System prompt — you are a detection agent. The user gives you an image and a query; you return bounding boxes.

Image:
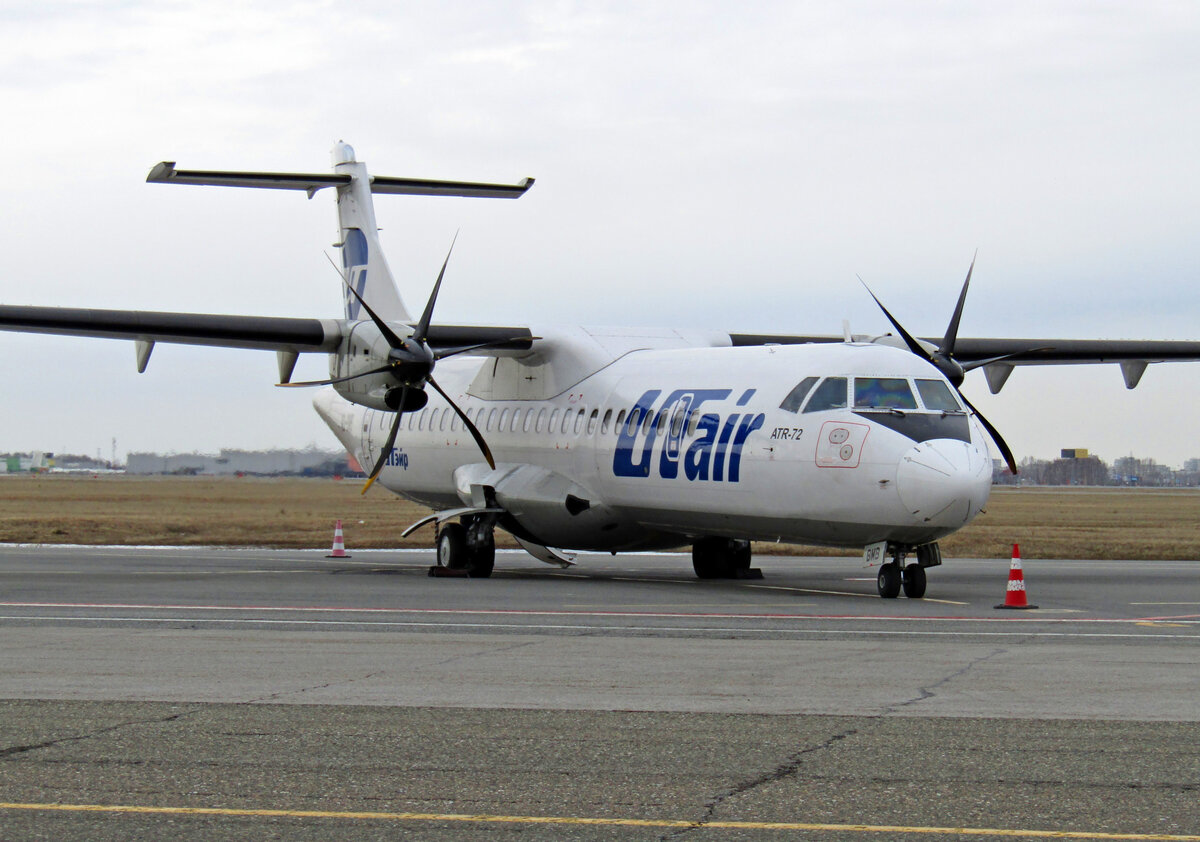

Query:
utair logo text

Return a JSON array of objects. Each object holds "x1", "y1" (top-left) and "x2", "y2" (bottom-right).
[
  {"x1": 383, "y1": 448, "x2": 409, "y2": 470},
  {"x1": 613, "y1": 388, "x2": 765, "y2": 482}
]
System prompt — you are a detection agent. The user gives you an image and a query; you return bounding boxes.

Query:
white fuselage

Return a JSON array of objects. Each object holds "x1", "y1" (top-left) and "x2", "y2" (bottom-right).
[{"x1": 315, "y1": 327, "x2": 993, "y2": 552}]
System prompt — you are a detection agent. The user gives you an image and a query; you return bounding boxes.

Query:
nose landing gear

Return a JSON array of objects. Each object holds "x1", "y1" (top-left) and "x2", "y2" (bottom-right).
[{"x1": 875, "y1": 542, "x2": 940, "y2": 599}]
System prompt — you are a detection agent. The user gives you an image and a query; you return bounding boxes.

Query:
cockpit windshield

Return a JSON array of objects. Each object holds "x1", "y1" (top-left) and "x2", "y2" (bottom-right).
[
  {"x1": 802, "y1": 377, "x2": 848, "y2": 413},
  {"x1": 915, "y1": 379, "x2": 962, "y2": 411},
  {"x1": 854, "y1": 377, "x2": 917, "y2": 410},
  {"x1": 779, "y1": 376, "x2": 819, "y2": 413}
]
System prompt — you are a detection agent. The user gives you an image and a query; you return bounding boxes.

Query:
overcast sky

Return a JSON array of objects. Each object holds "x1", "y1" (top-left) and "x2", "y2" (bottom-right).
[{"x1": 2, "y1": 1, "x2": 1198, "y2": 467}]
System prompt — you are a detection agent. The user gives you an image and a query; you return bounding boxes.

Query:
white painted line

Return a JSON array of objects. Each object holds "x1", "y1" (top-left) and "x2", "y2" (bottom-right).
[
  {"x1": 1, "y1": 614, "x2": 1197, "y2": 639},
  {"x1": 3, "y1": 602, "x2": 1199, "y2": 626}
]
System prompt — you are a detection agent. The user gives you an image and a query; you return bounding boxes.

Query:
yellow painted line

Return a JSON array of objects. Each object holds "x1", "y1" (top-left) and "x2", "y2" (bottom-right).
[
  {"x1": 1, "y1": 802, "x2": 1199, "y2": 839},
  {"x1": 1135, "y1": 621, "x2": 1189, "y2": 628}
]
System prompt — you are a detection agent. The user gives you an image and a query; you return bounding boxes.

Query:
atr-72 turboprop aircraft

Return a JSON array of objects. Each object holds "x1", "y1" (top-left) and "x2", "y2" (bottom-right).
[{"x1": 5, "y1": 142, "x2": 1200, "y2": 599}]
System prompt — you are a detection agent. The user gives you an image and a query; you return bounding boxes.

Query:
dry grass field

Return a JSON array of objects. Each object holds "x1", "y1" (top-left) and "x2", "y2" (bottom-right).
[{"x1": 1, "y1": 474, "x2": 1198, "y2": 560}]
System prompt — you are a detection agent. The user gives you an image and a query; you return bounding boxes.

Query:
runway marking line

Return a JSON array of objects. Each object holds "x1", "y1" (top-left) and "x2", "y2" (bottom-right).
[
  {"x1": 2, "y1": 615, "x2": 1198, "y2": 640},
  {"x1": 0, "y1": 802, "x2": 1197, "y2": 839},
  {"x1": 1, "y1": 602, "x2": 1198, "y2": 625}
]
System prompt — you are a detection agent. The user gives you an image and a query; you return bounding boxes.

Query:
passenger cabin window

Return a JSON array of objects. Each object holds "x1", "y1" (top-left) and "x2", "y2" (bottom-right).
[
  {"x1": 780, "y1": 376, "x2": 819, "y2": 414},
  {"x1": 854, "y1": 378, "x2": 917, "y2": 410},
  {"x1": 802, "y1": 377, "x2": 848, "y2": 413},
  {"x1": 916, "y1": 379, "x2": 961, "y2": 411}
]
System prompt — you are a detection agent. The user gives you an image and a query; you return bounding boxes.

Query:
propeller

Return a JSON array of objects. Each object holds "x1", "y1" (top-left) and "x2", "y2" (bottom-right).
[
  {"x1": 286, "y1": 235, "x2": 499, "y2": 492},
  {"x1": 859, "y1": 258, "x2": 1020, "y2": 475},
  {"x1": 355, "y1": 236, "x2": 495, "y2": 493}
]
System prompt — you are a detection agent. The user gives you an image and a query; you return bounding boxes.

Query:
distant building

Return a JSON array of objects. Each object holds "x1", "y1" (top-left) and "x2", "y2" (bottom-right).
[{"x1": 125, "y1": 448, "x2": 353, "y2": 476}]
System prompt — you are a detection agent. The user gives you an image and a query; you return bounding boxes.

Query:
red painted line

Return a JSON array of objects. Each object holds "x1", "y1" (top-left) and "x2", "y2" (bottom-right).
[{"x1": 0, "y1": 602, "x2": 1197, "y2": 625}]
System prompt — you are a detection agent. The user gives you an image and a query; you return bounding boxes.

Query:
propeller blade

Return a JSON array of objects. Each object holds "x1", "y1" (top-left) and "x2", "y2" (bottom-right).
[
  {"x1": 362, "y1": 386, "x2": 407, "y2": 494},
  {"x1": 276, "y1": 363, "x2": 394, "y2": 388},
  {"x1": 958, "y1": 391, "x2": 1018, "y2": 475},
  {"x1": 939, "y1": 251, "x2": 976, "y2": 357},
  {"x1": 326, "y1": 252, "x2": 407, "y2": 349},
  {"x1": 414, "y1": 231, "x2": 459, "y2": 344},
  {"x1": 343, "y1": 279, "x2": 407, "y2": 349},
  {"x1": 960, "y1": 347, "x2": 1055, "y2": 373},
  {"x1": 427, "y1": 374, "x2": 496, "y2": 469},
  {"x1": 434, "y1": 335, "x2": 540, "y2": 361},
  {"x1": 859, "y1": 278, "x2": 934, "y2": 362}
]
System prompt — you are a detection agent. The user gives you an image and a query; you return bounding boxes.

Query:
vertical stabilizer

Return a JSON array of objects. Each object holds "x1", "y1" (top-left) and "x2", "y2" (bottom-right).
[{"x1": 331, "y1": 142, "x2": 412, "y2": 323}]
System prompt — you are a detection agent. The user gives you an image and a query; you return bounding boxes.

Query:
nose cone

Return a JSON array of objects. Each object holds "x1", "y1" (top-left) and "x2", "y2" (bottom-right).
[{"x1": 896, "y1": 438, "x2": 991, "y2": 527}]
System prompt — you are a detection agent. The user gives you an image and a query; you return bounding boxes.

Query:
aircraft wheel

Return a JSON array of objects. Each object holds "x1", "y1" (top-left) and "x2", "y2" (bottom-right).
[
  {"x1": 467, "y1": 532, "x2": 495, "y2": 578},
  {"x1": 730, "y1": 540, "x2": 752, "y2": 572},
  {"x1": 438, "y1": 523, "x2": 469, "y2": 570},
  {"x1": 692, "y1": 539, "x2": 724, "y2": 579},
  {"x1": 902, "y1": 563, "x2": 927, "y2": 599},
  {"x1": 877, "y1": 562, "x2": 901, "y2": 599}
]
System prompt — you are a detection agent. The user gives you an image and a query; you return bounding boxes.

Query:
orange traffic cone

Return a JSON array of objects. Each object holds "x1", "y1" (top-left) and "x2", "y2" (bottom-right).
[
  {"x1": 995, "y1": 543, "x2": 1037, "y2": 609},
  {"x1": 326, "y1": 519, "x2": 351, "y2": 558}
]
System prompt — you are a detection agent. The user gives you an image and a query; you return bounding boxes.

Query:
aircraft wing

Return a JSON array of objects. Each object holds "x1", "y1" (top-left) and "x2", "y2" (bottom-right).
[
  {"x1": 0, "y1": 305, "x2": 342, "y2": 351},
  {"x1": 0, "y1": 304, "x2": 534, "y2": 354},
  {"x1": 729, "y1": 333, "x2": 1200, "y2": 391}
]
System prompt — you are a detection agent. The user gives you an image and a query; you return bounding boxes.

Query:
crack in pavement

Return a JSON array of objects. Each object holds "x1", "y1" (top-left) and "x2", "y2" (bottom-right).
[
  {"x1": 660, "y1": 726, "x2": 860, "y2": 840},
  {"x1": 883, "y1": 647, "x2": 1009, "y2": 714},
  {"x1": 663, "y1": 649, "x2": 1011, "y2": 839},
  {"x1": 422, "y1": 639, "x2": 541, "y2": 669},
  {"x1": 0, "y1": 708, "x2": 202, "y2": 759},
  {"x1": 242, "y1": 670, "x2": 385, "y2": 704}
]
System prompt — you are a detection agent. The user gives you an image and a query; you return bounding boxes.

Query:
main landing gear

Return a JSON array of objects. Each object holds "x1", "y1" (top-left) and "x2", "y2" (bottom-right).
[
  {"x1": 692, "y1": 537, "x2": 763, "y2": 580},
  {"x1": 433, "y1": 516, "x2": 496, "y2": 578},
  {"x1": 875, "y1": 542, "x2": 941, "y2": 599}
]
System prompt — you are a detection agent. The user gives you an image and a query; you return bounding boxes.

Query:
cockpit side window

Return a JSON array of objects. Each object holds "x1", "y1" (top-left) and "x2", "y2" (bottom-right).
[
  {"x1": 779, "y1": 376, "x2": 819, "y2": 414},
  {"x1": 854, "y1": 377, "x2": 917, "y2": 410},
  {"x1": 802, "y1": 377, "x2": 848, "y2": 413},
  {"x1": 916, "y1": 379, "x2": 962, "y2": 411}
]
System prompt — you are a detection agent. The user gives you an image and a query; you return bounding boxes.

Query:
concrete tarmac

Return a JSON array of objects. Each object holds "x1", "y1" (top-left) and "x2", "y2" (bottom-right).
[{"x1": 1, "y1": 546, "x2": 1199, "y2": 840}]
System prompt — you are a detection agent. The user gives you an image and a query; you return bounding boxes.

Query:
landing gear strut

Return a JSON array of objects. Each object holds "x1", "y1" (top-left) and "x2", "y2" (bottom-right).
[
  {"x1": 433, "y1": 516, "x2": 495, "y2": 578},
  {"x1": 692, "y1": 538, "x2": 762, "y2": 580},
  {"x1": 876, "y1": 542, "x2": 940, "y2": 599}
]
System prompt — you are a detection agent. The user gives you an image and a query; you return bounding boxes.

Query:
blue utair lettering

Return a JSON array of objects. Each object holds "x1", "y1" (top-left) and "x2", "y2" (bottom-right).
[
  {"x1": 384, "y1": 448, "x2": 409, "y2": 470},
  {"x1": 614, "y1": 388, "x2": 765, "y2": 482},
  {"x1": 342, "y1": 228, "x2": 370, "y2": 320}
]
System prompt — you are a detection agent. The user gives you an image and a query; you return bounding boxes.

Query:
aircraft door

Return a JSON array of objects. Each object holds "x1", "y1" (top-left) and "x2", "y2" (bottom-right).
[
  {"x1": 360, "y1": 409, "x2": 377, "y2": 471},
  {"x1": 662, "y1": 393, "x2": 694, "y2": 464}
]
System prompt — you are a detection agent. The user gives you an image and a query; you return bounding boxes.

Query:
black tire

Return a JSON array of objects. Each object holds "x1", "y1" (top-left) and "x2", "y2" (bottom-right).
[
  {"x1": 730, "y1": 540, "x2": 752, "y2": 572},
  {"x1": 438, "y1": 523, "x2": 469, "y2": 570},
  {"x1": 877, "y1": 562, "x2": 901, "y2": 599},
  {"x1": 467, "y1": 533, "x2": 495, "y2": 578},
  {"x1": 902, "y1": 563, "x2": 927, "y2": 599},
  {"x1": 691, "y1": 542, "x2": 724, "y2": 580},
  {"x1": 693, "y1": 538, "x2": 753, "y2": 579},
  {"x1": 692, "y1": 538, "x2": 724, "y2": 579}
]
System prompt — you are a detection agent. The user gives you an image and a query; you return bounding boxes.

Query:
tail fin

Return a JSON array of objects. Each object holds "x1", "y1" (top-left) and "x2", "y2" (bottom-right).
[
  {"x1": 147, "y1": 142, "x2": 535, "y2": 325},
  {"x1": 331, "y1": 142, "x2": 410, "y2": 322}
]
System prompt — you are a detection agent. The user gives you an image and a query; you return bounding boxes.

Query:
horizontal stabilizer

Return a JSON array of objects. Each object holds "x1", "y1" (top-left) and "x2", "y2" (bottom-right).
[{"x1": 148, "y1": 162, "x2": 533, "y2": 198}]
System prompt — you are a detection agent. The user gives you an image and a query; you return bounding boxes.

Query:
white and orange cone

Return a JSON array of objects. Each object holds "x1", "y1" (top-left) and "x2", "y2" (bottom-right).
[
  {"x1": 995, "y1": 543, "x2": 1037, "y2": 609},
  {"x1": 326, "y1": 519, "x2": 351, "y2": 558}
]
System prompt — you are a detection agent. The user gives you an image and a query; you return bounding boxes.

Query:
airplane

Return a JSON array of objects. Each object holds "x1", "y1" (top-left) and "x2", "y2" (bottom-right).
[{"x1": 5, "y1": 141, "x2": 1200, "y2": 599}]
